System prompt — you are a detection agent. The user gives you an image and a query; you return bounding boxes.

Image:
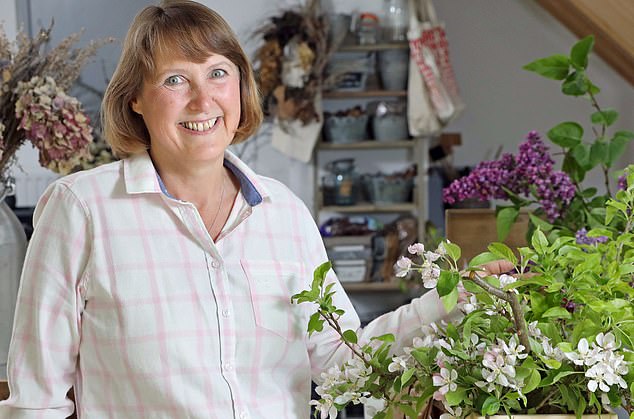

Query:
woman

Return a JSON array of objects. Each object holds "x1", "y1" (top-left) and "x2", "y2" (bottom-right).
[{"x1": 0, "y1": 1, "x2": 458, "y2": 418}]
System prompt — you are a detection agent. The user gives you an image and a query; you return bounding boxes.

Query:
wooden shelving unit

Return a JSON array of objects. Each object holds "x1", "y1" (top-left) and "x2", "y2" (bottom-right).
[
  {"x1": 315, "y1": 39, "x2": 431, "y2": 292},
  {"x1": 317, "y1": 139, "x2": 415, "y2": 150},
  {"x1": 322, "y1": 90, "x2": 407, "y2": 99}
]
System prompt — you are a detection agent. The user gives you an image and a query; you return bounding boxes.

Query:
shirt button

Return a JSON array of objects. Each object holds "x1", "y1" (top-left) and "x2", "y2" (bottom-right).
[
  {"x1": 211, "y1": 259, "x2": 220, "y2": 269},
  {"x1": 223, "y1": 363, "x2": 233, "y2": 372},
  {"x1": 239, "y1": 411, "x2": 249, "y2": 419},
  {"x1": 221, "y1": 309, "x2": 231, "y2": 318}
]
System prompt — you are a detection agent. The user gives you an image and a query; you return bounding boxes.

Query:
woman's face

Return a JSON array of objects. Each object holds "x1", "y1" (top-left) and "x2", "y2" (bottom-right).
[{"x1": 131, "y1": 50, "x2": 241, "y2": 165}]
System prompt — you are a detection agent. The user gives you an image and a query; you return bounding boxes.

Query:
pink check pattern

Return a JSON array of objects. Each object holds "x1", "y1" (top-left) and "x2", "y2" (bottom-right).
[{"x1": 0, "y1": 151, "x2": 449, "y2": 418}]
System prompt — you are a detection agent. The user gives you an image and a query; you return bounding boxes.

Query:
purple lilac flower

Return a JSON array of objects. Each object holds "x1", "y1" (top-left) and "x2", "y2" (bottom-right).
[
  {"x1": 443, "y1": 131, "x2": 575, "y2": 221},
  {"x1": 575, "y1": 227, "x2": 608, "y2": 245},
  {"x1": 618, "y1": 173, "x2": 628, "y2": 191}
]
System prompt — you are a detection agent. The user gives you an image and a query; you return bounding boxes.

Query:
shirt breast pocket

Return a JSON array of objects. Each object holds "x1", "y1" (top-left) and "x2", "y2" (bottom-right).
[{"x1": 241, "y1": 259, "x2": 303, "y2": 341}]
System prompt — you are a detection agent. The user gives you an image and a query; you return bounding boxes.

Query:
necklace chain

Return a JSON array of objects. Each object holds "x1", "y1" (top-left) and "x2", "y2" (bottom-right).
[{"x1": 208, "y1": 172, "x2": 226, "y2": 234}]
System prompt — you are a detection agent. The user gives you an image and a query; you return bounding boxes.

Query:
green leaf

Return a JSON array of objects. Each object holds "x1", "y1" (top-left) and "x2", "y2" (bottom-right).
[
  {"x1": 563, "y1": 152, "x2": 585, "y2": 182},
  {"x1": 542, "y1": 306, "x2": 572, "y2": 319},
  {"x1": 342, "y1": 329, "x2": 358, "y2": 344},
  {"x1": 401, "y1": 368, "x2": 416, "y2": 386},
  {"x1": 312, "y1": 261, "x2": 332, "y2": 293},
  {"x1": 608, "y1": 132, "x2": 634, "y2": 167},
  {"x1": 481, "y1": 396, "x2": 501, "y2": 416},
  {"x1": 444, "y1": 241, "x2": 462, "y2": 262},
  {"x1": 531, "y1": 229, "x2": 549, "y2": 254},
  {"x1": 571, "y1": 143, "x2": 591, "y2": 169},
  {"x1": 589, "y1": 140, "x2": 609, "y2": 168},
  {"x1": 372, "y1": 333, "x2": 396, "y2": 343},
  {"x1": 307, "y1": 312, "x2": 324, "y2": 336},
  {"x1": 523, "y1": 368, "x2": 542, "y2": 394},
  {"x1": 496, "y1": 207, "x2": 519, "y2": 242},
  {"x1": 523, "y1": 54, "x2": 570, "y2": 80},
  {"x1": 487, "y1": 242, "x2": 517, "y2": 265},
  {"x1": 615, "y1": 130, "x2": 634, "y2": 140},
  {"x1": 445, "y1": 389, "x2": 467, "y2": 406},
  {"x1": 441, "y1": 287, "x2": 459, "y2": 312},
  {"x1": 468, "y1": 251, "x2": 502, "y2": 269},
  {"x1": 548, "y1": 122, "x2": 584, "y2": 148},
  {"x1": 437, "y1": 270, "x2": 460, "y2": 297},
  {"x1": 591, "y1": 109, "x2": 618, "y2": 127},
  {"x1": 570, "y1": 35, "x2": 594, "y2": 69},
  {"x1": 528, "y1": 213, "x2": 553, "y2": 231},
  {"x1": 562, "y1": 70, "x2": 589, "y2": 96}
]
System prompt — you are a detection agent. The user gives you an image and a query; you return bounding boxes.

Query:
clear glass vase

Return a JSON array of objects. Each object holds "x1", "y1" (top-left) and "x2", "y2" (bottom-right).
[{"x1": 0, "y1": 177, "x2": 27, "y2": 380}]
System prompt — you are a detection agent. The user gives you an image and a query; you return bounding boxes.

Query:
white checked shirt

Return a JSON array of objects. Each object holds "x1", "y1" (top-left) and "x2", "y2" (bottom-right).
[{"x1": 0, "y1": 151, "x2": 448, "y2": 418}]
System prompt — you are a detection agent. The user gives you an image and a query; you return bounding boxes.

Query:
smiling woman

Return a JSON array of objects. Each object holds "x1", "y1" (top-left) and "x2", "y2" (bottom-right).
[{"x1": 0, "y1": 1, "x2": 461, "y2": 418}]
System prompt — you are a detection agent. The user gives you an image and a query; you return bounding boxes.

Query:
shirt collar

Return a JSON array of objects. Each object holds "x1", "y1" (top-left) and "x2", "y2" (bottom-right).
[{"x1": 123, "y1": 150, "x2": 268, "y2": 206}]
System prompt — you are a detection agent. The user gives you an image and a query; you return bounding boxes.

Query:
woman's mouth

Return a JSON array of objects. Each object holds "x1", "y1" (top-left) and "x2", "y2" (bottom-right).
[{"x1": 179, "y1": 117, "x2": 219, "y2": 132}]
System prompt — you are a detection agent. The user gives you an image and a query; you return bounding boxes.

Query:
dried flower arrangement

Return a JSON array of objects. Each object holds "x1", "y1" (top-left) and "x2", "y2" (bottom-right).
[
  {"x1": 0, "y1": 22, "x2": 110, "y2": 179},
  {"x1": 252, "y1": 0, "x2": 333, "y2": 126}
]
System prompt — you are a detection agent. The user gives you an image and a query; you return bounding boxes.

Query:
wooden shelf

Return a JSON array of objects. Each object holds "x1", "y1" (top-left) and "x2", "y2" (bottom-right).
[
  {"x1": 320, "y1": 203, "x2": 416, "y2": 213},
  {"x1": 323, "y1": 90, "x2": 407, "y2": 99},
  {"x1": 318, "y1": 140, "x2": 415, "y2": 150},
  {"x1": 341, "y1": 281, "x2": 403, "y2": 292},
  {"x1": 337, "y1": 42, "x2": 409, "y2": 52}
]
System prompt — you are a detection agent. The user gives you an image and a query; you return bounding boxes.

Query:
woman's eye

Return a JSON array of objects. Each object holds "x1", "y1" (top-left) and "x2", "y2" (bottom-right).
[
  {"x1": 164, "y1": 75, "x2": 184, "y2": 86},
  {"x1": 210, "y1": 69, "x2": 227, "y2": 78}
]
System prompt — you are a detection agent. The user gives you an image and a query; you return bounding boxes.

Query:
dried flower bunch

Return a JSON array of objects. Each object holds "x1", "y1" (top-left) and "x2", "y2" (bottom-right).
[
  {"x1": 0, "y1": 22, "x2": 108, "y2": 178},
  {"x1": 253, "y1": 0, "x2": 332, "y2": 125}
]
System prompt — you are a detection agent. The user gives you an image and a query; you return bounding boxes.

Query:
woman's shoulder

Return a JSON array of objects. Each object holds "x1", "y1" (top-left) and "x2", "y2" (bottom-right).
[{"x1": 50, "y1": 160, "x2": 124, "y2": 196}]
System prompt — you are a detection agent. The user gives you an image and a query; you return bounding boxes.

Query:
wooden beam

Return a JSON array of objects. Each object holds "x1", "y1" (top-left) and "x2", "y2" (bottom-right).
[{"x1": 536, "y1": 0, "x2": 634, "y2": 85}]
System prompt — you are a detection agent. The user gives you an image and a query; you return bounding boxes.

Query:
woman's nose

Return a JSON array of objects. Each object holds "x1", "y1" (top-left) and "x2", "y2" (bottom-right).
[{"x1": 188, "y1": 85, "x2": 215, "y2": 111}]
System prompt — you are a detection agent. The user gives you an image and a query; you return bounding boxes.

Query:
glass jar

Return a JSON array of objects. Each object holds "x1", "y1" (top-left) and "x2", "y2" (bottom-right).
[
  {"x1": 357, "y1": 13, "x2": 379, "y2": 45},
  {"x1": 323, "y1": 158, "x2": 360, "y2": 206},
  {"x1": 382, "y1": 0, "x2": 408, "y2": 42}
]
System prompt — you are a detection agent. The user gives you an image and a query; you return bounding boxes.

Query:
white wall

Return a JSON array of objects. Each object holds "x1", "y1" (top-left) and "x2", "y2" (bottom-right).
[{"x1": 5, "y1": 0, "x2": 633, "y2": 207}]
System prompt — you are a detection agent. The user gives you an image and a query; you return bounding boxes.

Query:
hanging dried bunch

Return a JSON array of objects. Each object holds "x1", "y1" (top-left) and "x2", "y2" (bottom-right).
[
  {"x1": 0, "y1": 22, "x2": 112, "y2": 177},
  {"x1": 252, "y1": 0, "x2": 334, "y2": 126}
]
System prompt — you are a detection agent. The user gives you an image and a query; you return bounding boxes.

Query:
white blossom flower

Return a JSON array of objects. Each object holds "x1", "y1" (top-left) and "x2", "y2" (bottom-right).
[
  {"x1": 498, "y1": 273, "x2": 517, "y2": 288},
  {"x1": 424, "y1": 250, "x2": 441, "y2": 262},
  {"x1": 408, "y1": 243, "x2": 425, "y2": 255},
  {"x1": 420, "y1": 262, "x2": 441, "y2": 288},
  {"x1": 388, "y1": 355, "x2": 410, "y2": 372},
  {"x1": 564, "y1": 338, "x2": 598, "y2": 366},
  {"x1": 595, "y1": 332, "x2": 618, "y2": 351},
  {"x1": 310, "y1": 395, "x2": 338, "y2": 419},
  {"x1": 500, "y1": 336, "x2": 528, "y2": 363},
  {"x1": 460, "y1": 294, "x2": 479, "y2": 314},
  {"x1": 528, "y1": 321, "x2": 542, "y2": 338},
  {"x1": 395, "y1": 256, "x2": 412, "y2": 277},
  {"x1": 432, "y1": 368, "x2": 458, "y2": 395},
  {"x1": 436, "y1": 241, "x2": 448, "y2": 256}
]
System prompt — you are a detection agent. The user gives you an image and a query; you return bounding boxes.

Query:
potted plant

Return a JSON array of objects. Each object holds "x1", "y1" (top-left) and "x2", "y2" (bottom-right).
[{"x1": 292, "y1": 36, "x2": 634, "y2": 418}]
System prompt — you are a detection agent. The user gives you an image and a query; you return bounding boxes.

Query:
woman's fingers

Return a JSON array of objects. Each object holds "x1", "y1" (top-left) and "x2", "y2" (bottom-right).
[{"x1": 481, "y1": 259, "x2": 516, "y2": 276}]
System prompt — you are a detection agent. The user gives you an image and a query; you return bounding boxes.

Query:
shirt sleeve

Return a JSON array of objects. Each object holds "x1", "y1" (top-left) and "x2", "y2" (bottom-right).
[
  {"x1": 299, "y1": 207, "x2": 451, "y2": 381},
  {"x1": 0, "y1": 181, "x2": 91, "y2": 419}
]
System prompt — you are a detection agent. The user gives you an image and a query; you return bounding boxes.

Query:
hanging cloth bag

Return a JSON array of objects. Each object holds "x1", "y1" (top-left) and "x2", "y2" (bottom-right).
[{"x1": 407, "y1": 0, "x2": 464, "y2": 135}]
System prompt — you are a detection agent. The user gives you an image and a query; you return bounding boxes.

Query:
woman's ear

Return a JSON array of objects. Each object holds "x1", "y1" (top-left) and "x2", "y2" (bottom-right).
[{"x1": 130, "y1": 98, "x2": 142, "y2": 115}]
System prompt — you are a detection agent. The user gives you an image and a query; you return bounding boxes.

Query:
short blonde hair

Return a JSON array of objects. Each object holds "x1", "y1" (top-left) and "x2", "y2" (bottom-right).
[{"x1": 102, "y1": 0, "x2": 262, "y2": 158}]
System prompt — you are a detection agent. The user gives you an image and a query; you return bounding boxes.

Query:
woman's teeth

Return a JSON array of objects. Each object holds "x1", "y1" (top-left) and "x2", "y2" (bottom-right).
[{"x1": 181, "y1": 117, "x2": 218, "y2": 132}]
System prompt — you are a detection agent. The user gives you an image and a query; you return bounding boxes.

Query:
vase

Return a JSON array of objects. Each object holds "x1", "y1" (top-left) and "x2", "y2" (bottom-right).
[{"x1": 0, "y1": 177, "x2": 27, "y2": 381}]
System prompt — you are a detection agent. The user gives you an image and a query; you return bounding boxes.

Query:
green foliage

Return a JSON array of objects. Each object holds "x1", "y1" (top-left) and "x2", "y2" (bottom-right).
[{"x1": 495, "y1": 35, "x2": 633, "y2": 243}]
